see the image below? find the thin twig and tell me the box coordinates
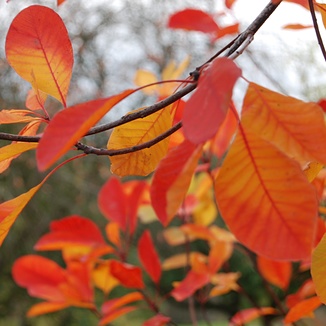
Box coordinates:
[76,121,182,156]
[0,0,284,155]
[309,0,326,62]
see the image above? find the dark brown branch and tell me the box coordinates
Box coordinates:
[86,83,196,136]
[0,0,284,152]
[76,121,182,156]
[309,0,326,62]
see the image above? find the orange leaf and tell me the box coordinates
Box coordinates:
[283,24,312,30]
[101,292,143,315]
[208,241,233,274]
[257,256,292,290]
[0,109,36,124]
[26,89,47,111]
[183,58,241,144]
[34,215,106,251]
[5,5,73,106]
[99,306,137,326]
[143,314,171,326]
[105,222,122,248]
[286,279,316,308]
[209,272,240,297]
[215,128,318,260]
[312,233,326,303]
[138,230,161,283]
[230,307,278,325]
[108,107,172,176]
[242,83,326,165]
[37,90,133,171]
[110,261,144,289]
[316,4,326,30]
[168,9,219,34]
[151,139,202,225]
[27,302,69,317]
[210,103,238,158]
[284,296,322,323]
[0,182,44,246]
[171,270,210,301]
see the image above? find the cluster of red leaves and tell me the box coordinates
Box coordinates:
[2,1,326,325]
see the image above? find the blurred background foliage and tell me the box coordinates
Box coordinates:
[0,0,326,325]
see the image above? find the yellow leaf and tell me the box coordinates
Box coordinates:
[304,162,324,182]
[92,261,120,294]
[134,70,159,95]
[0,143,38,163]
[108,108,172,176]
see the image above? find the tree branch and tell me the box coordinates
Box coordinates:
[309,0,326,62]
[0,0,284,156]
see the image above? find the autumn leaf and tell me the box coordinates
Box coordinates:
[37,90,133,171]
[138,230,161,283]
[230,307,278,325]
[143,314,171,326]
[215,127,318,260]
[34,215,107,251]
[311,233,326,303]
[0,109,37,124]
[168,9,219,35]
[26,89,47,111]
[0,143,38,164]
[98,178,147,234]
[5,5,73,107]
[256,256,292,290]
[150,139,203,226]
[108,107,172,176]
[242,83,326,165]
[92,261,120,294]
[110,260,144,289]
[183,57,241,144]
[12,256,94,316]
[284,296,322,323]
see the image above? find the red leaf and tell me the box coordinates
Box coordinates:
[12,255,67,302]
[5,5,73,106]
[168,9,219,34]
[183,58,241,144]
[230,307,278,325]
[37,90,133,171]
[171,270,210,301]
[101,292,143,315]
[138,230,161,283]
[110,260,144,289]
[150,139,203,226]
[143,314,171,326]
[34,215,106,251]
[257,256,292,290]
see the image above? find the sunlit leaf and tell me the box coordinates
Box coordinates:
[312,233,326,303]
[257,256,292,290]
[0,143,38,163]
[215,128,318,260]
[138,230,161,283]
[34,215,107,251]
[26,89,47,111]
[0,109,36,124]
[168,9,219,35]
[5,5,73,106]
[304,162,324,182]
[134,70,159,95]
[151,139,203,226]
[242,83,326,165]
[208,241,233,273]
[108,107,172,176]
[284,296,321,323]
[0,182,43,246]
[37,90,133,171]
[230,307,278,325]
[183,58,241,144]
[110,261,144,289]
